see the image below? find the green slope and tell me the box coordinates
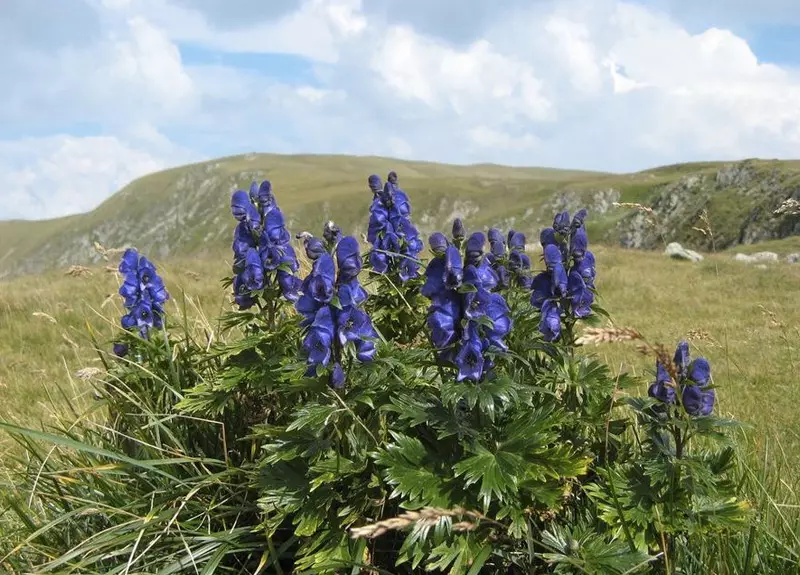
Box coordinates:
[1,153,798,279]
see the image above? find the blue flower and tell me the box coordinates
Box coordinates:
[648,341,715,416]
[455,327,486,383]
[301,235,326,261]
[553,211,571,236]
[539,300,562,342]
[485,294,512,351]
[422,220,512,381]
[427,293,461,349]
[231,190,260,230]
[529,209,596,340]
[682,384,715,417]
[229,181,301,308]
[323,221,342,246]
[336,236,362,283]
[296,230,378,388]
[331,362,346,389]
[483,228,531,290]
[365,171,422,282]
[648,362,676,404]
[118,248,169,340]
[336,307,377,347]
[452,218,466,243]
[465,232,485,265]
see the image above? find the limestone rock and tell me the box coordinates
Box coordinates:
[665,242,704,262]
[786,253,800,264]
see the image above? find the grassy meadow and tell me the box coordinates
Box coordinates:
[1,233,799,571]
[2,240,798,458]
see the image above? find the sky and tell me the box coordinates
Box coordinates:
[2,0,800,220]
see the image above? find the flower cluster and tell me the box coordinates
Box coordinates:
[296,230,378,388]
[530,209,596,341]
[421,221,512,382]
[117,248,170,351]
[230,180,301,309]
[649,341,715,416]
[366,171,423,281]
[485,227,533,290]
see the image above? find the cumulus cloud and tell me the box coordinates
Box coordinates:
[2,0,800,219]
[0,132,195,220]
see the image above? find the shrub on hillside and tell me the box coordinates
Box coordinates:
[1,172,756,573]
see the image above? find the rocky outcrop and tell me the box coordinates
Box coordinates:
[614,160,800,251]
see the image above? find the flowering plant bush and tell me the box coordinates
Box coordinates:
[0,171,755,574]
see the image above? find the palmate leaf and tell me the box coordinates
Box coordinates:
[374,432,450,506]
[453,446,528,508]
[539,525,653,574]
[426,536,494,575]
[286,403,341,432]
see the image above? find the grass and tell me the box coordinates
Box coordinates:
[0,237,799,571]
[2,243,798,460]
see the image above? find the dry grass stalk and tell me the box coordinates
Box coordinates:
[65,265,93,278]
[575,327,644,346]
[686,328,719,347]
[695,210,713,239]
[32,312,57,324]
[613,202,657,227]
[759,305,786,329]
[613,202,655,217]
[350,507,483,539]
[774,198,800,216]
[94,241,129,262]
[74,367,104,380]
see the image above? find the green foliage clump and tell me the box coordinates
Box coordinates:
[0,176,768,574]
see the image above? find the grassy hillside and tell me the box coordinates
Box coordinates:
[2,153,798,280]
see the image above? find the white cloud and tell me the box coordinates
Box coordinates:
[4,0,800,220]
[544,16,604,94]
[371,26,553,122]
[0,134,195,220]
[468,127,539,152]
[111,0,367,63]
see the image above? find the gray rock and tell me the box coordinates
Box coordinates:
[750,251,779,263]
[734,252,779,264]
[786,253,800,264]
[665,242,704,262]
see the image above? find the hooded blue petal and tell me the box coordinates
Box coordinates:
[454,332,485,382]
[452,218,466,241]
[648,362,676,404]
[540,227,557,247]
[688,358,711,386]
[673,341,691,378]
[231,190,260,227]
[336,236,362,282]
[682,385,715,416]
[530,272,553,309]
[539,299,562,341]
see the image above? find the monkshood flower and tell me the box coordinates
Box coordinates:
[648,341,715,416]
[366,171,424,282]
[229,180,302,309]
[529,209,596,341]
[421,225,511,382]
[485,227,533,290]
[296,231,378,388]
[117,248,169,348]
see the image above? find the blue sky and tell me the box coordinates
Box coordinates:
[1,0,800,220]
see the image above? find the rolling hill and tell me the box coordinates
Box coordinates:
[1,153,798,279]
